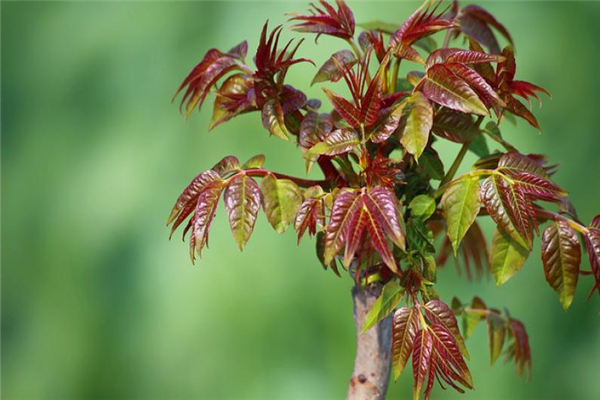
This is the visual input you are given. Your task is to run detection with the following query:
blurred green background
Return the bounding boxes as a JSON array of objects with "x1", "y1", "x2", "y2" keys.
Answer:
[{"x1": 2, "y1": 1, "x2": 600, "y2": 399}]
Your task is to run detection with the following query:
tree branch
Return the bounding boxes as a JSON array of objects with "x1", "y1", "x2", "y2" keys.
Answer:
[{"x1": 346, "y1": 282, "x2": 392, "y2": 400}]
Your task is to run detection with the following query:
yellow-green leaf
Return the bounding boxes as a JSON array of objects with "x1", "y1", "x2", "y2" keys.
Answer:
[
  {"x1": 400, "y1": 92, "x2": 433, "y2": 159},
  {"x1": 490, "y1": 228, "x2": 530, "y2": 286},
  {"x1": 261, "y1": 175, "x2": 303, "y2": 234},
  {"x1": 442, "y1": 176, "x2": 481, "y2": 255},
  {"x1": 362, "y1": 280, "x2": 404, "y2": 334}
]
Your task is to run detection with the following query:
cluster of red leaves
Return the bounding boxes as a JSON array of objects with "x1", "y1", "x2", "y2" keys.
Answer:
[
  {"x1": 289, "y1": 0, "x2": 355, "y2": 40},
  {"x1": 168, "y1": 1, "x2": 600, "y2": 399},
  {"x1": 392, "y1": 300, "x2": 473, "y2": 400}
]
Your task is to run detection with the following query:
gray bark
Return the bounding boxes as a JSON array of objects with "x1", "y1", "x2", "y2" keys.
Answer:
[{"x1": 346, "y1": 282, "x2": 393, "y2": 400}]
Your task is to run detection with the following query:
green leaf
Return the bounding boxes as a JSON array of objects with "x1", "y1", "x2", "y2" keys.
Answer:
[
  {"x1": 400, "y1": 92, "x2": 433, "y2": 159},
  {"x1": 409, "y1": 194, "x2": 436, "y2": 221},
  {"x1": 261, "y1": 175, "x2": 303, "y2": 234},
  {"x1": 223, "y1": 174, "x2": 261, "y2": 250},
  {"x1": 489, "y1": 228, "x2": 530, "y2": 286},
  {"x1": 261, "y1": 98, "x2": 290, "y2": 140},
  {"x1": 487, "y1": 312, "x2": 506, "y2": 366},
  {"x1": 419, "y1": 149, "x2": 445, "y2": 180},
  {"x1": 406, "y1": 218, "x2": 435, "y2": 254},
  {"x1": 441, "y1": 176, "x2": 481, "y2": 255},
  {"x1": 362, "y1": 281, "x2": 404, "y2": 334},
  {"x1": 541, "y1": 220, "x2": 581, "y2": 310},
  {"x1": 242, "y1": 154, "x2": 266, "y2": 169},
  {"x1": 469, "y1": 133, "x2": 490, "y2": 157}
]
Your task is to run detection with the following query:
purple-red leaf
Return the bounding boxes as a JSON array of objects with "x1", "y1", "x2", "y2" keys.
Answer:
[
  {"x1": 223, "y1": 174, "x2": 261, "y2": 250},
  {"x1": 191, "y1": 180, "x2": 224, "y2": 261},
  {"x1": 299, "y1": 111, "x2": 334, "y2": 148},
  {"x1": 412, "y1": 328, "x2": 434, "y2": 400},
  {"x1": 424, "y1": 300, "x2": 469, "y2": 359},
  {"x1": 390, "y1": 0, "x2": 454, "y2": 50},
  {"x1": 324, "y1": 190, "x2": 361, "y2": 265},
  {"x1": 392, "y1": 307, "x2": 420, "y2": 380},
  {"x1": 422, "y1": 64, "x2": 488, "y2": 116},
  {"x1": 211, "y1": 156, "x2": 241, "y2": 177},
  {"x1": 175, "y1": 48, "x2": 241, "y2": 118},
  {"x1": 584, "y1": 227, "x2": 600, "y2": 295},
  {"x1": 480, "y1": 175, "x2": 530, "y2": 250},
  {"x1": 311, "y1": 50, "x2": 357, "y2": 85},
  {"x1": 210, "y1": 73, "x2": 256, "y2": 130},
  {"x1": 541, "y1": 220, "x2": 581, "y2": 310},
  {"x1": 426, "y1": 48, "x2": 504, "y2": 69},
  {"x1": 363, "y1": 187, "x2": 406, "y2": 250},
  {"x1": 458, "y1": 5, "x2": 513, "y2": 54},
  {"x1": 323, "y1": 87, "x2": 362, "y2": 128},
  {"x1": 289, "y1": 0, "x2": 355, "y2": 40},
  {"x1": 167, "y1": 170, "x2": 222, "y2": 226},
  {"x1": 295, "y1": 196, "x2": 326, "y2": 243}
]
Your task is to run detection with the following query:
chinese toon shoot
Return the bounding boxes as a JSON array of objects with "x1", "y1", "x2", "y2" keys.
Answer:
[{"x1": 167, "y1": 1, "x2": 600, "y2": 399}]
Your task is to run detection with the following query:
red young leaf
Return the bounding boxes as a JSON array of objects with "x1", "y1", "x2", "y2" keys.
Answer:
[
  {"x1": 445, "y1": 62, "x2": 504, "y2": 107},
  {"x1": 255, "y1": 23, "x2": 313, "y2": 82},
  {"x1": 495, "y1": 175, "x2": 533, "y2": 249},
  {"x1": 392, "y1": 307, "x2": 420, "y2": 380},
  {"x1": 412, "y1": 328, "x2": 434, "y2": 400},
  {"x1": 422, "y1": 64, "x2": 488, "y2": 116},
  {"x1": 431, "y1": 109, "x2": 479, "y2": 143},
  {"x1": 210, "y1": 73, "x2": 257, "y2": 130},
  {"x1": 429, "y1": 324, "x2": 473, "y2": 389},
  {"x1": 363, "y1": 187, "x2": 406, "y2": 250},
  {"x1": 343, "y1": 198, "x2": 368, "y2": 267},
  {"x1": 324, "y1": 190, "x2": 361, "y2": 265},
  {"x1": 541, "y1": 220, "x2": 581, "y2": 310},
  {"x1": 295, "y1": 197, "x2": 326, "y2": 243},
  {"x1": 364, "y1": 201, "x2": 398, "y2": 273},
  {"x1": 498, "y1": 152, "x2": 549, "y2": 178},
  {"x1": 289, "y1": 0, "x2": 355, "y2": 40},
  {"x1": 480, "y1": 175, "x2": 529, "y2": 249},
  {"x1": 458, "y1": 5, "x2": 513, "y2": 54},
  {"x1": 167, "y1": 170, "x2": 222, "y2": 226},
  {"x1": 426, "y1": 48, "x2": 504, "y2": 69},
  {"x1": 299, "y1": 111, "x2": 334, "y2": 148},
  {"x1": 508, "y1": 318, "x2": 532, "y2": 381},
  {"x1": 390, "y1": 0, "x2": 454, "y2": 51},
  {"x1": 311, "y1": 50, "x2": 357, "y2": 85},
  {"x1": 175, "y1": 47, "x2": 242, "y2": 118},
  {"x1": 370, "y1": 100, "x2": 408, "y2": 143},
  {"x1": 424, "y1": 300, "x2": 469, "y2": 359},
  {"x1": 211, "y1": 156, "x2": 241, "y2": 177},
  {"x1": 584, "y1": 228, "x2": 600, "y2": 295},
  {"x1": 191, "y1": 180, "x2": 224, "y2": 261},
  {"x1": 323, "y1": 88, "x2": 362, "y2": 128},
  {"x1": 223, "y1": 174, "x2": 262, "y2": 250}
]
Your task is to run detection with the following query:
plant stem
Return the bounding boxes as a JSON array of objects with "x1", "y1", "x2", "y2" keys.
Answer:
[
  {"x1": 439, "y1": 141, "x2": 471, "y2": 188},
  {"x1": 389, "y1": 57, "x2": 401, "y2": 95},
  {"x1": 346, "y1": 281, "x2": 392, "y2": 400},
  {"x1": 244, "y1": 169, "x2": 332, "y2": 189},
  {"x1": 534, "y1": 208, "x2": 589, "y2": 235},
  {"x1": 438, "y1": 116, "x2": 485, "y2": 190}
]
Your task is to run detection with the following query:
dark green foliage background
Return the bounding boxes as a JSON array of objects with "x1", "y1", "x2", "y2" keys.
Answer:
[{"x1": 2, "y1": 1, "x2": 599, "y2": 399}]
